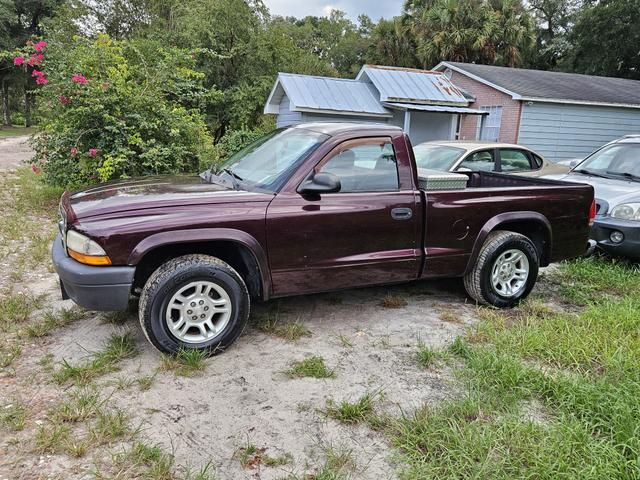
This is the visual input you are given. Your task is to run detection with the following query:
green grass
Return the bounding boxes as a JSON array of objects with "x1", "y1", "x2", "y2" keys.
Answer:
[
  {"x1": 23, "y1": 306, "x2": 86, "y2": 338},
  {"x1": 0, "y1": 290, "x2": 45, "y2": 330},
  {"x1": 0, "y1": 344, "x2": 22, "y2": 368},
  {"x1": 387, "y1": 257, "x2": 640, "y2": 479},
  {"x1": 325, "y1": 392, "x2": 379, "y2": 424},
  {"x1": 0, "y1": 400, "x2": 27, "y2": 431},
  {"x1": 416, "y1": 344, "x2": 441, "y2": 369},
  {"x1": 161, "y1": 347, "x2": 208, "y2": 377},
  {"x1": 549, "y1": 255, "x2": 639, "y2": 304},
  {"x1": 54, "y1": 333, "x2": 138, "y2": 384},
  {"x1": 257, "y1": 317, "x2": 312, "y2": 341},
  {"x1": 0, "y1": 125, "x2": 35, "y2": 138},
  {"x1": 52, "y1": 387, "x2": 103, "y2": 423},
  {"x1": 286, "y1": 356, "x2": 335, "y2": 379}
]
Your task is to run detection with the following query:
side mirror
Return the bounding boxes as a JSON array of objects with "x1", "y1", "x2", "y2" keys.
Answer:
[{"x1": 298, "y1": 172, "x2": 341, "y2": 195}]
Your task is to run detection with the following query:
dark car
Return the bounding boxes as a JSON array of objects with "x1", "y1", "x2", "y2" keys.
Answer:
[
  {"x1": 545, "y1": 135, "x2": 640, "y2": 261},
  {"x1": 53, "y1": 123, "x2": 595, "y2": 355}
]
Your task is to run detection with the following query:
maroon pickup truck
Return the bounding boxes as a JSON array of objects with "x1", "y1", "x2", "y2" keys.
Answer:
[{"x1": 53, "y1": 123, "x2": 595, "y2": 354}]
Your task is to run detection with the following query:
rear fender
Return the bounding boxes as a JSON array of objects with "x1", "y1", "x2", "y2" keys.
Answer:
[{"x1": 464, "y1": 212, "x2": 552, "y2": 274}]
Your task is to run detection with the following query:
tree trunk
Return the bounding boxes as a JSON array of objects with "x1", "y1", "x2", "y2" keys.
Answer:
[
  {"x1": 1, "y1": 78, "x2": 9, "y2": 126},
  {"x1": 24, "y1": 89, "x2": 32, "y2": 127}
]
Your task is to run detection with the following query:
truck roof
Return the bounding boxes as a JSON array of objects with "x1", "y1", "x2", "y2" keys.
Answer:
[{"x1": 291, "y1": 122, "x2": 403, "y2": 136}]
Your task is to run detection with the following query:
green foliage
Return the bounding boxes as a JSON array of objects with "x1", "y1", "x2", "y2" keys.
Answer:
[
  {"x1": 566, "y1": 0, "x2": 640, "y2": 79},
  {"x1": 32, "y1": 35, "x2": 215, "y2": 188}
]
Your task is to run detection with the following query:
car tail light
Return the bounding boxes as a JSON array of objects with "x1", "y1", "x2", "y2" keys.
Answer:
[{"x1": 588, "y1": 199, "x2": 596, "y2": 227}]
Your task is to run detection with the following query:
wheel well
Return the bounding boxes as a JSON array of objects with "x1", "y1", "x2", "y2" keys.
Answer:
[
  {"x1": 132, "y1": 241, "x2": 264, "y2": 299},
  {"x1": 494, "y1": 221, "x2": 551, "y2": 266}
]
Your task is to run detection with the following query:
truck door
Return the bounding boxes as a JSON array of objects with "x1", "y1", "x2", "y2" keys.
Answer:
[{"x1": 266, "y1": 136, "x2": 421, "y2": 296}]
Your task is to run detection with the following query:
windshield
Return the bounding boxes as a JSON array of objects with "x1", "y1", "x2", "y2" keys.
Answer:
[
  {"x1": 413, "y1": 144, "x2": 466, "y2": 171},
  {"x1": 576, "y1": 143, "x2": 640, "y2": 181},
  {"x1": 215, "y1": 128, "x2": 329, "y2": 192}
]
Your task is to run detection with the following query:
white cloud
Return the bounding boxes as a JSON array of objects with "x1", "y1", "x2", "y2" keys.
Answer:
[{"x1": 263, "y1": 0, "x2": 404, "y2": 20}]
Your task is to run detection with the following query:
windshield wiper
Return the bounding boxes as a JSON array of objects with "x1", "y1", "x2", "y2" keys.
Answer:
[
  {"x1": 573, "y1": 168, "x2": 610, "y2": 179},
  {"x1": 221, "y1": 168, "x2": 244, "y2": 189},
  {"x1": 608, "y1": 171, "x2": 640, "y2": 182}
]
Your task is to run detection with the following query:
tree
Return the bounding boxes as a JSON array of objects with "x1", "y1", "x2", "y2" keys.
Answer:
[
  {"x1": 409, "y1": 0, "x2": 534, "y2": 68},
  {"x1": 527, "y1": 0, "x2": 581, "y2": 69},
  {"x1": 565, "y1": 0, "x2": 640, "y2": 79},
  {"x1": 367, "y1": 17, "x2": 417, "y2": 68}
]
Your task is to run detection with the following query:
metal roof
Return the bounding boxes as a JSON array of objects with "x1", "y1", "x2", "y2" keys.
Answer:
[
  {"x1": 384, "y1": 102, "x2": 487, "y2": 114},
  {"x1": 357, "y1": 65, "x2": 469, "y2": 106},
  {"x1": 437, "y1": 62, "x2": 640, "y2": 108},
  {"x1": 264, "y1": 73, "x2": 392, "y2": 118}
]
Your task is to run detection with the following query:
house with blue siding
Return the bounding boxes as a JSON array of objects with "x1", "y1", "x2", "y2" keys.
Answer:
[
  {"x1": 264, "y1": 65, "x2": 487, "y2": 145},
  {"x1": 435, "y1": 62, "x2": 640, "y2": 161}
]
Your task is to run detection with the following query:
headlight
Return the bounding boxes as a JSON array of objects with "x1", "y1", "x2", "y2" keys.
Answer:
[
  {"x1": 66, "y1": 230, "x2": 112, "y2": 265},
  {"x1": 610, "y1": 203, "x2": 640, "y2": 221}
]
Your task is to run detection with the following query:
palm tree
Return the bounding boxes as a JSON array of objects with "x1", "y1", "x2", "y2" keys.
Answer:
[
  {"x1": 367, "y1": 16, "x2": 418, "y2": 68},
  {"x1": 409, "y1": 0, "x2": 534, "y2": 68}
]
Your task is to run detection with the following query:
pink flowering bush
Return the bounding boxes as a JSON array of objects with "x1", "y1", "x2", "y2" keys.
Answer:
[{"x1": 30, "y1": 35, "x2": 215, "y2": 188}]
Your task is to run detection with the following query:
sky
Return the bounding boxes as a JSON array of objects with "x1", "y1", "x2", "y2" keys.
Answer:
[{"x1": 262, "y1": 0, "x2": 405, "y2": 21}]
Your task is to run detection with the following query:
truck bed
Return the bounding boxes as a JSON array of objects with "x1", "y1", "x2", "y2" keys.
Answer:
[{"x1": 419, "y1": 171, "x2": 594, "y2": 278}]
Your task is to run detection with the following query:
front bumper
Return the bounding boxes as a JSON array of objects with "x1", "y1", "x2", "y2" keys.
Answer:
[
  {"x1": 590, "y1": 217, "x2": 640, "y2": 261},
  {"x1": 52, "y1": 234, "x2": 135, "y2": 311}
]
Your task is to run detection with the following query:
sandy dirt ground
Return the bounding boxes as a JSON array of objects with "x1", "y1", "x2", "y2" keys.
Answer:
[
  {"x1": 0, "y1": 136, "x2": 33, "y2": 169},
  {"x1": 0, "y1": 135, "x2": 476, "y2": 479}
]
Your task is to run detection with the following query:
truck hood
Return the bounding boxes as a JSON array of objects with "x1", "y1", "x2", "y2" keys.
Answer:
[
  {"x1": 66, "y1": 175, "x2": 273, "y2": 220},
  {"x1": 545, "y1": 172, "x2": 640, "y2": 212}
]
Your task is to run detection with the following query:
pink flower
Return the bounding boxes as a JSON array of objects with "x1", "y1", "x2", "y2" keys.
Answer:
[
  {"x1": 31, "y1": 164, "x2": 41, "y2": 174},
  {"x1": 89, "y1": 148, "x2": 97, "y2": 158},
  {"x1": 33, "y1": 41, "x2": 47, "y2": 52},
  {"x1": 58, "y1": 95, "x2": 70, "y2": 105},
  {"x1": 71, "y1": 74, "x2": 88, "y2": 85},
  {"x1": 70, "y1": 147, "x2": 78, "y2": 156},
  {"x1": 35, "y1": 76, "x2": 48, "y2": 85},
  {"x1": 27, "y1": 53, "x2": 43, "y2": 66},
  {"x1": 13, "y1": 56, "x2": 24, "y2": 66},
  {"x1": 31, "y1": 69, "x2": 44, "y2": 78}
]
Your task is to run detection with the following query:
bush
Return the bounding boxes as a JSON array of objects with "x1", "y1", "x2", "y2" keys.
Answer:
[
  {"x1": 10, "y1": 112, "x2": 25, "y2": 127},
  {"x1": 31, "y1": 35, "x2": 216, "y2": 188}
]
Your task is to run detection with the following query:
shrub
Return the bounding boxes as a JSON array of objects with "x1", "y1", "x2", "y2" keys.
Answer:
[{"x1": 30, "y1": 35, "x2": 217, "y2": 188}]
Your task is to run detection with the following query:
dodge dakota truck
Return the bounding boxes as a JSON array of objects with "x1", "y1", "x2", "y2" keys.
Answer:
[{"x1": 53, "y1": 123, "x2": 595, "y2": 355}]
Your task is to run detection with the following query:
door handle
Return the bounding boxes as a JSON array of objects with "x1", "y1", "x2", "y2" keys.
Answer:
[{"x1": 391, "y1": 207, "x2": 413, "y2": 221}]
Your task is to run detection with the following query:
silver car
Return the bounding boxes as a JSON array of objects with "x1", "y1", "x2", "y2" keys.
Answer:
[
  {"x1": 413, "y1": 141, "x2": 569, "y2": 177},
  {"x1": 545, "y1": 136, "x2": 640, "y2": 261}
]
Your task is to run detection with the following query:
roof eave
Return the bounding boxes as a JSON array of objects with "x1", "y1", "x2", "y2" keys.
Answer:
[
  {"x1": 382, "y1": 96, "x2": 469, "y2": 107},
  {"x1": 520, "y1": 97, "x2": 640, "y2": 109},
  {"x1": 294, "y1": 106, "x2": 393, "y2": 118},
  {"x1": 434, "y1": 62, "x2": 523, "y2": 100}
]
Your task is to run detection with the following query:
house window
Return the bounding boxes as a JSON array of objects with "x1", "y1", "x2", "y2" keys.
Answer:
[{"x1": 478, "y1": 106, "x2": 502, "y2": 142}]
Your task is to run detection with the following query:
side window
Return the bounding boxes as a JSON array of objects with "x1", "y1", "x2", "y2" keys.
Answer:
[
  {"x1": 318, "y1": 140, "x2": 399, "y2": 192},
  {"x1": 500, "y1": 149, "x2": 533, "y2": 172},
  {"x1": 532, "y1": 153, "x2": 543, "y2": 169},
  {"x1": 458, "y1": 150, "x2": 495, "y2": 172},
  {"x1": 478, "y1": 106, "x2": 503, "y2": 142}
]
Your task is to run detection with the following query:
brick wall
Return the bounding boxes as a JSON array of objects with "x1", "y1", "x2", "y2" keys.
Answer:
[{"x1": 448, "y1": 70, "x2": 522, "y2": 143}]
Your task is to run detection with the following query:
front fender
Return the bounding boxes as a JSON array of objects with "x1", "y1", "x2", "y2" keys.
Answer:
[{"x1": 128, "y1": 228, "x2": 272, "y2": 299}]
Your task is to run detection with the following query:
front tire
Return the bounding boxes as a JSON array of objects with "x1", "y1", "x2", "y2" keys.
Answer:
[
  {"x1": 139, "y1": 254, "x2": 250, "y2": 355},
  {"x1": 464, "y1": 231, "x2": 539, "y2": 308}
]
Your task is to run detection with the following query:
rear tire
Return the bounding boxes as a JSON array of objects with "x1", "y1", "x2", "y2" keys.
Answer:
[
  {"x1": 464, "y1": 231, "x2": 539, "y2": 308},
  {"x1": 139, "y1": 254, "x2": 250, "y2": 355}
]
